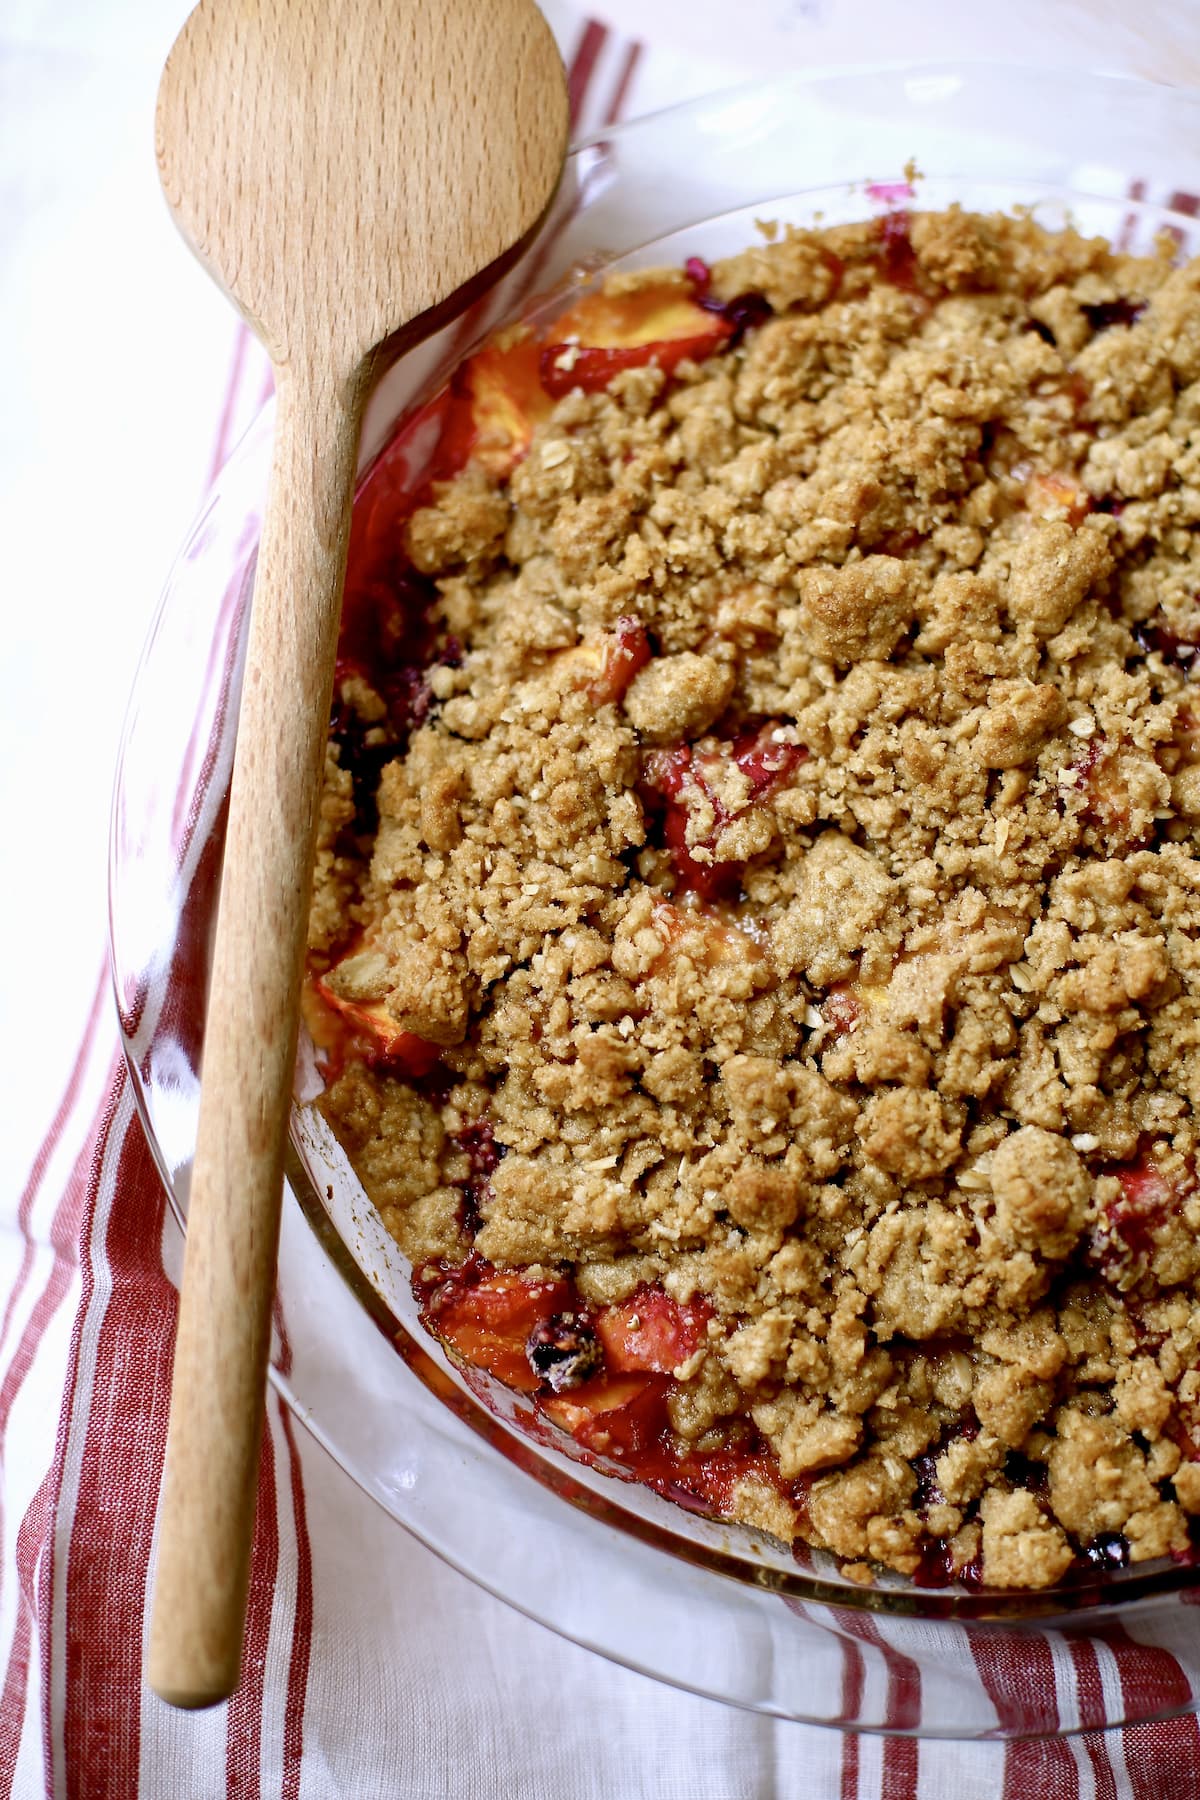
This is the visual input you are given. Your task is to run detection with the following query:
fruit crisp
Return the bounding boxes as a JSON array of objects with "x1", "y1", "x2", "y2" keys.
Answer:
[{"x1": 305, "y1": 204, "x2": 1200, "y2": 1592}]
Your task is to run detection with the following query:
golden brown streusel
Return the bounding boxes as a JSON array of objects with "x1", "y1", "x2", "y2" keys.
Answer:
[{"x1": 310, "y1": 206, "x2": 1200, "y2": 1591}]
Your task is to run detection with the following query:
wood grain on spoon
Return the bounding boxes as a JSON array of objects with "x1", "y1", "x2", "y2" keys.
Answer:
[{"x1": 149, "y1": 0, "x2": 567, "y2": 1710}]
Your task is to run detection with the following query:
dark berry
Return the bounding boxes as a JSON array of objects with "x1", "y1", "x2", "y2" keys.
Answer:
[
  {"x1": 458, "y1": 1186, "x2": 483, "y2": 1239},
  {"x1": 1083, "y1": 1531, "x2": 1130, "y2": 1571},
  {"x1": 697, "y1": 288, "x2": 772, "y2": 346},
  {"x1": 957, "y1": 1548, "x2": 985, "y2": 1591},
  {"x1": 876, "y1": 209, "x2": 919, "y2": 290},
  {"x1": 454, "y1": 1119, "x2": 500, "y2": 1180},
  {"x1": 526, "y1": 1313, "x2": 604, "y2": 1392},
  {"x1": 328, "y1": 706, "x2": 402, "y2": 830},
  {"x1": 1003, "y1": 1450, "x2": 1050, "y2": 1498},
  {"x1": 1132, "y1": 617, "x2": 1200, "y2": 670},
  {"x1": 1082, "y1": 298, "x2": 1147, "y2": 332},
  {"x1": 911, "y1": 1452, "x2": 945, "y2": 1512},
  {"x1": 452, "y1": 1120, "x2": 502, "y2": 1240}
]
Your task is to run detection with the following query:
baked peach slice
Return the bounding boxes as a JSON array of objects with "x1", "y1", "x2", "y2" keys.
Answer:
[
  {"x1": 595, "y1": 1285, "x2": 710, "y2": 1375},
  {"x1": 1025, "y1": 469, "x2": 1091, "y2": 527},
  {"x1": 542, "y1": 1374, "x2": 671, "y2": 1457},
  {"x1": 424, "y1": 1267, "x2": 574, "y2": 1394},
  {"x1": 549, "y1": 616, "x2": 651, "y2": 705},
  {"x1": 449, "y1": 334, "x2": 554, "y2": 478},
  {"x1": 310, "y1": 934, "x2": 443, "y2": 1078},
  {"x1": 540, "y1": 279, "x2": 734, "y2": 397}
]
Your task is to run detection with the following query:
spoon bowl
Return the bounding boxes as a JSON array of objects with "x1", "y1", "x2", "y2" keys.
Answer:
[{"x1": 157, "y1": 0, "x2": 568, "y2": 371}]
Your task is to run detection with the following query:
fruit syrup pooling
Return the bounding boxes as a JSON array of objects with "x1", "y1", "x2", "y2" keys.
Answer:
[{"x1": 310, "y1": 212, "x2": 1200, "y2": 1584}]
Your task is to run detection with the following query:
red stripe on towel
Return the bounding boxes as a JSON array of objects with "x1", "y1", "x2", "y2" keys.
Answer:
[
  {"x1": 60, "y1": 1104, "x2": 175, "y2": 1798},
  {"x1": 0, "y1": 971, "x2": 107, "y2": 1368},
  {"x1": 567, "y1": 20, "x2": 609, "y2": 129},
  {"x1": 278, "y1": 1402, "x2": 314, "y2": 1800}
]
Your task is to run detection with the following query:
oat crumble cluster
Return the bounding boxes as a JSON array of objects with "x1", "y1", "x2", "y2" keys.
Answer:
[{"x1": 307, "y1": 206, "x2": 1200, "y2": 1591}]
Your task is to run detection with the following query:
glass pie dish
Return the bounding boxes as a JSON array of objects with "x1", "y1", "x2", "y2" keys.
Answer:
[{"x1": 110, "y1": 62, "x2": 1200, "y2": 1735}]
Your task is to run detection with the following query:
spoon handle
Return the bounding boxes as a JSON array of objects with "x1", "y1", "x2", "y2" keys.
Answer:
[{"x1": 147, "y1": 360, "x2": 365, "y2": 1709}]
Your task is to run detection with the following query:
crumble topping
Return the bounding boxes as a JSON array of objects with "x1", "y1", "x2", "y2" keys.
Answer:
[{"x1": 307, "y1": 205, "x2": 1200, "y2": 1591}]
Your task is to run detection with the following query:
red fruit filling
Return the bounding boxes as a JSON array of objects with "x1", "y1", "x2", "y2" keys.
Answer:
[
  {"x1": 591, "y1": 616, "x2": 652, "y2": 705},
  {"x1": 1025, "y1": 469, "x2": 1092, "y2": 527},
  {"x1": 542, "y1": 1374, "x2": 672, "y2": 1457},
  {"x1": 1068, "y1": 734, "x2": 1151, "y2": 845},
  {"x1": 421, "y1": 1262, "x2": 573, "y2": 1394},
  {"x1": 307, "y1": 966, "x2": 444, "y2": 1084},
  {"x1": 821, "y1": 984, "x2": 865, "y2": 1038},
  {"x1": 876, "y1": 209, "x2": 920, "y2": 291},
  {"x1": 415, "y1": 1259, "x2": 790, "y2": 1514},
  {"x1": 641, "y1": 725, "x2": 806, "y2": 899},
  {"x1": 450, "y1": 1118, "x2": 501, "y2": 1236},
  {"x1": 1086, "y1": 1148, "x2": 1193, "y2": 1290},
  {"x1": 448, "y1": 337, "x2": 554, "y2": 476},
  {"x1": 913, "y1": 1539, "x2": 984, "y2": 1591}
]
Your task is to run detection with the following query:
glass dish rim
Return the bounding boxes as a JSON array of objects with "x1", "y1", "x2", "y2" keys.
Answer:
[{"x1": 570, "y1": 56, "x2": 1200, "y2": 143}]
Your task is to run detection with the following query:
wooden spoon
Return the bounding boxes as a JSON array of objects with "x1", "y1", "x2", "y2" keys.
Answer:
[{"x1": 149, "y1": 0, "x2": 567, "y2": 1709}]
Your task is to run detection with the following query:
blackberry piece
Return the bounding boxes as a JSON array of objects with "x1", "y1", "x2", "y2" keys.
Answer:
[
  {"x1": 911, "y1": 1452, "x2": 945, "y2": 1512},
  {"x1": 1082, "y1": 298, "x2": 1146, "y2": 332},
  {"x1": 1083, "y1": 1531, "x2": 1130, "y2": 1572},
  {"x1": 526, "y1": 1312, "x2": 603, "y2": 1393}
]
